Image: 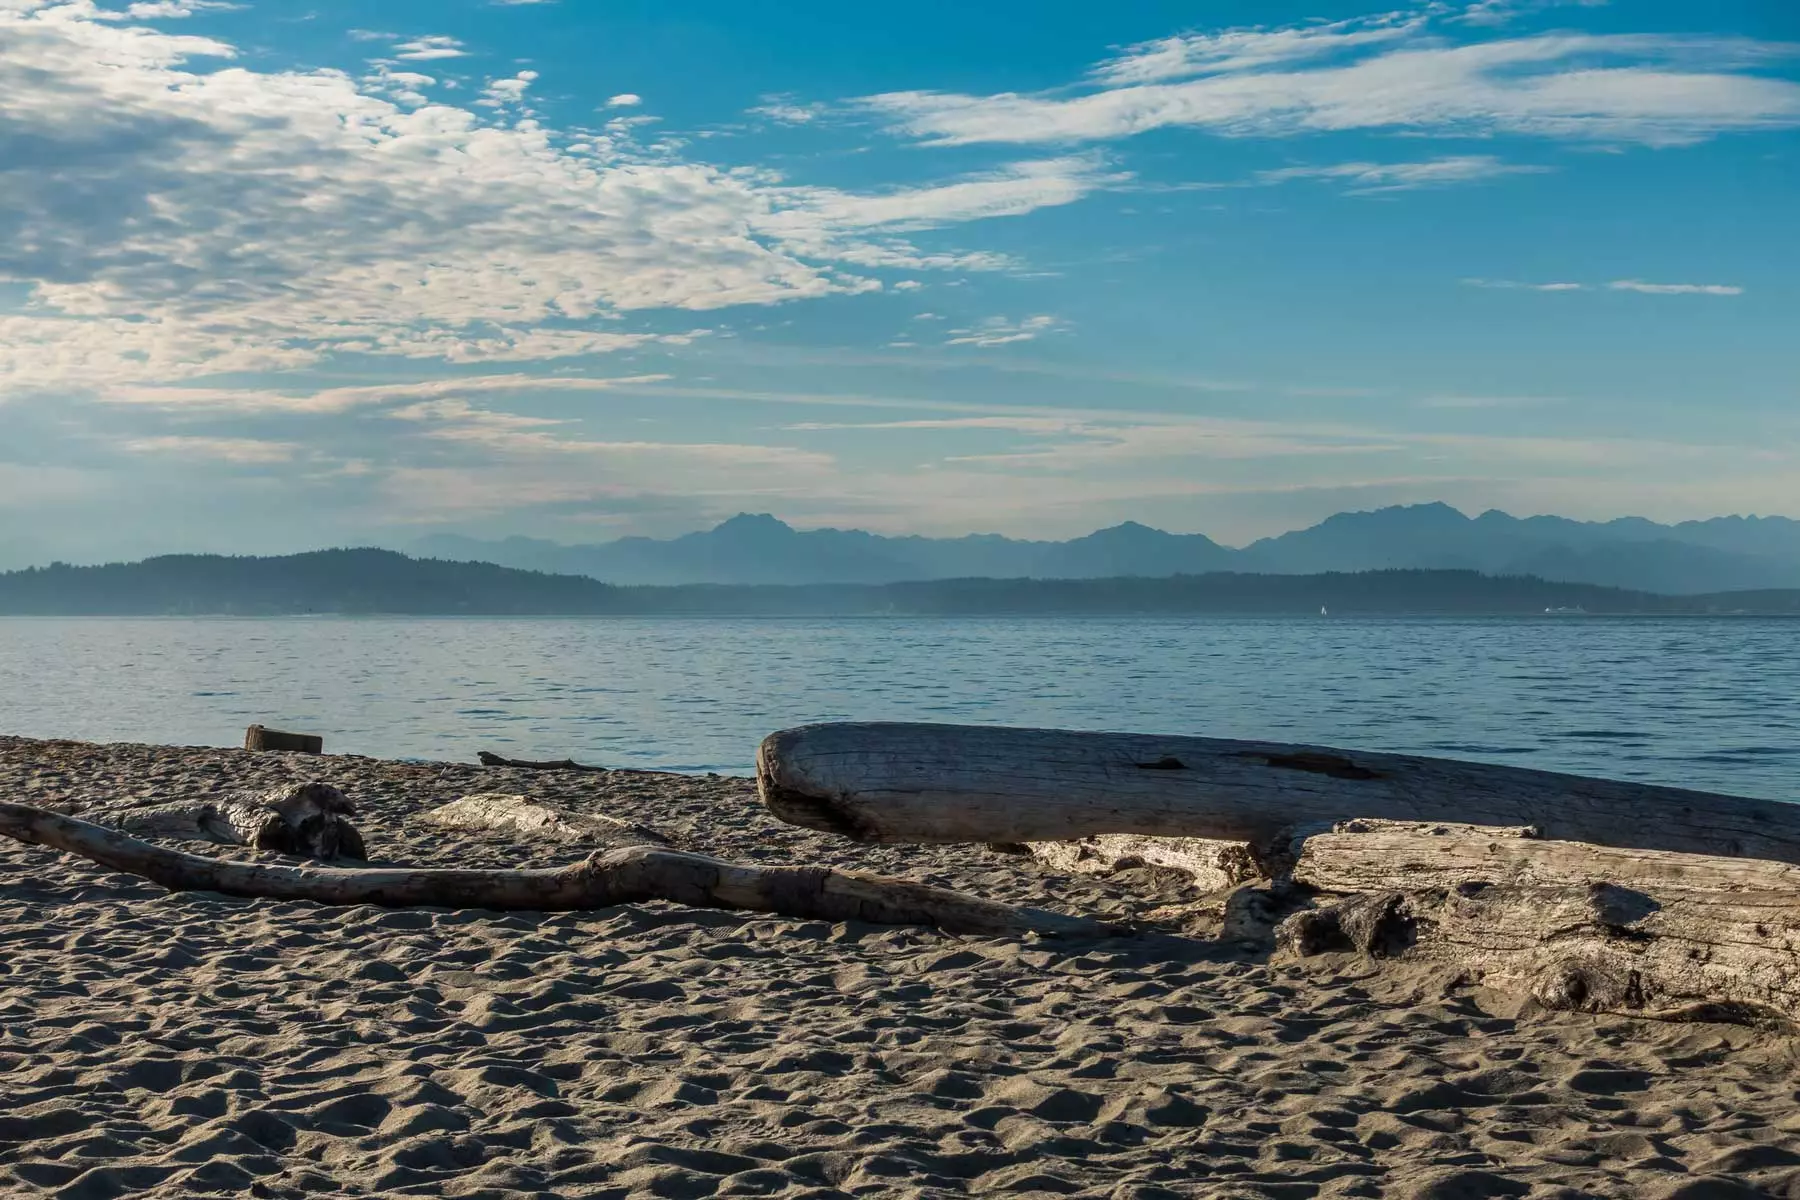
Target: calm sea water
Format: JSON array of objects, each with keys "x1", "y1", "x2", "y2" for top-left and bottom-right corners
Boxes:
[{"x1": 0, "y1": 616, "x2": 1794, "y2": 800}]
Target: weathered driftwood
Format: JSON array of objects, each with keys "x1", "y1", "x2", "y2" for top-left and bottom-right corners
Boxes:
[
  {"x1": 424, "y1": 794, "x2": 669, "y2": 846},
  {"x1": 757, "y1": 722, "x2": 1800, "y2": 864},
  {"x1": 244, "y1": 725, "x2": 323, "y2": 754},
  {"x1": 86, "y1": 782, "x2": 365, "y2": 861},
  {"x1": 0, "y1": 801, "x2": 1105, "y2": 938},
  {"x1": 1026, "y1": 834, "x2": 1259, "y2": 893},
  {"x1": 477, "y1": 751, "x2": 607, "y2": 772},
  {"x1": 1277, "y1": 823, "x2": 1800, "y2": 1025}
]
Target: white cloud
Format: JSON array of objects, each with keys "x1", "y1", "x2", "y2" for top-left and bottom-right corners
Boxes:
[
  {"x1": 479, "y1": 69, "x2": 538, "y2": 108},
  {"x1": 392, "y1": 35, "x2": 467, "y2": 61},
  {"x1": 97, "y1": 373, "x2": 674, "y2": 413},
  {"x1": 1462, "y1": 278, "x2": 1586, "y2": 291},
  {"x1": 605, "y1": 93, "x2": 642, "y2": 108},
  {"x1": 1257, "y1": 155, "x2": 1551, "y2": 193},
  {"x1": 945, "y1": 315, "x2": 1066, "y2": 347},
  {"x1": 748, "y1": 98, "x2": 827, "y2": 124},
  {"x1": 1608, "y1": 279, "x2": 1744, "y2": 295},
  {"x1": 864, "y1": 17, "x2": 1800, "y2": 148},
  {"x1": 1090, "y1": 11, "x2": 1429, "y2": 85},
  {"x1": 0, "y1": 4, "x2": 1098, "y2": 397},
  {"x1": 124, "y1": 435, "x2": 301, "y2": 463},
  {"x1": 106, "y1": 0, "x2": 241, "y2": 18},
  {"x1": 1462, "y1": 278, "x2": 1745, "y2": 294}
]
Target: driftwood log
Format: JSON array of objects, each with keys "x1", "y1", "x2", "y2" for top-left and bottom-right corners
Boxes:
[
  {"x1": 424, "y1": 794, "x2": 670, "y2": 846},
  {"x1": 0, "y1": 801, "x2": 1105, "y2": 938},
  {"x1": 86, "y1": 782, "x2": 365, "y2": 861},
  {"x1": 1026, "y1": 834, "x2": 1259, "y2": 893},
  {"x1": 757, "y1": 722, "x2": 1800, "y2": 864},
  {"x1": 244, "y1": 725, "x2": 324, "y2": 754},
  {"x1": 477, "y1": 751, "x2": 608, "y2": 772},
  {"x1": 1270, "y1": 822, "x2": 1800, "y2": 1025}
]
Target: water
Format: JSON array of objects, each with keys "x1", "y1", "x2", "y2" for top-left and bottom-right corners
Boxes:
[{"x1": 0, "y1": 616, "x2": 1795, "y2": 799}]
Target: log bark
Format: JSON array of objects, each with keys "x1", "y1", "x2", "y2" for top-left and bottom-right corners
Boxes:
[
  {"x1": 244, "y1": 725, "x2": 323, "y2": 754},
  {"x1": 1025, "y1": 834, "x2": 1259, "y2": 893},
  {"x1": 757, "y1": 722, "x2": 1800, "y2": 864},
  {"x1": 477, "y1": 751, "x2": 607, "y2": 772},
  {"x1": 424, "y1": 794, "x2": 670, "y2": 846},
  {"x1": 0, "y1": 800, "x2": 1106, "y2": 938},
  {"x1": 85, "y1": 782, "x2": 365, "y2": 861},
  {"x1": 1277, "y1": 824, "x2": 1800, "y2": 1025}
]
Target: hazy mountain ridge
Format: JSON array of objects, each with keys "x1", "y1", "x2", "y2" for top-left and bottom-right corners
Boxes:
[
  {"x1": 4, "y1": 548, "x2": 1798, "y2": 617},
  {"x1": 410, "y1": 504, "x2": 1800, "y2": 593}
]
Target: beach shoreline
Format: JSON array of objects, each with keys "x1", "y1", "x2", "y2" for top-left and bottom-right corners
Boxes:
[{"x1": 3, "y1": 733, "x2": 1798, "y2": 1199}]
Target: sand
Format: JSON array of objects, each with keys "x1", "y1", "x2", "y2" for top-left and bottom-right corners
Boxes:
[{"x1": 4, "y1": 735, "x2": 1800, "y2": 1199}]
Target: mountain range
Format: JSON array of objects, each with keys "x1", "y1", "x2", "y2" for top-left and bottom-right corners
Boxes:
[
  {"x1": 410, "y1": 504, "x2": 1800, "y2": 594},
  {"x1": 5, "y1": 549, "x2": 1797, "y2": 616}
]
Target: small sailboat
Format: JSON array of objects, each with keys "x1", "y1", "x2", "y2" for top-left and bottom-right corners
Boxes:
[{"x1": 1320, "y1": 605, "x2": 1329, "y2": 616}]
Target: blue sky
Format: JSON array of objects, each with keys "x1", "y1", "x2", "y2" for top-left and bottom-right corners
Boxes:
[{"x1": 1, "y1": 0, "x2": 1796, "y2": 564}]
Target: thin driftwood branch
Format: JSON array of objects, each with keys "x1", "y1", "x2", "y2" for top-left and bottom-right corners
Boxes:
[
  {"x1": 85, "y1": 782, "x2": 365, "y2": 861},
  {"x1": 477, "y1": 751, "x2": 608, "y2": 772},
  {"x1": 0, "y1": 800, "x2": 1106, "y2": 938}
]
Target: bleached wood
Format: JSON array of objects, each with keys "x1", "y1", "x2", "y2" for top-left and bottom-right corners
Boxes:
[
  {"x1": 0, "y1": 800, "x2": 1104, "y2": 938},
  {"x1": 424, "y1": 794, "x2": 669, "y2": 845},
  {"x1": 1293, "y1": 825, "x2": 1800, "y2": 895},
  {"x1": 86, "y1": 782, "x2": 364, "y2": 861},
  {"x1": 1279, "y1": 826, "x2": 1800, "y2": 1024},
  {"x1": 1025, "y1": 834, "x2": 1258, "y2": 893},
  {"x1": 757, "y1": 722, "x2": 1800, "y2": 864}
]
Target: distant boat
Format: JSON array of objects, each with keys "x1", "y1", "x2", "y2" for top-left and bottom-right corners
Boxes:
[
  {"x1": 1320, "y1": 605, "x2": 1329, "y2": 616},
  {"x1": 1543, "y1": 606, "x2": 1588, "y2": 615}
]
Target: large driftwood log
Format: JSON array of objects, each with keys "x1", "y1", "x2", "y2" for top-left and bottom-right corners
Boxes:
[
  {"x1": 757, "y1": 722, "x2": 1800, "y2": 864},
  {"x1": 1277, "y1": 824, "x2": 1800, "y2": 1025},
  {"x1": 1026, "y1": 834, "x2": 1259, "y2": 893},
  {"x1": 0, "y1": 801, "x2": 1105, "y2": 938},
  {"x1": 86, "y1": 782, "x2": 365, "y2": 861},
  {"x1": 424, "y1": 794, "x2": 670, "y2": 846}
]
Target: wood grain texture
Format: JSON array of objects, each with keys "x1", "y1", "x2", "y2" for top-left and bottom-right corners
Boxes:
[
  {"x1": 757, "y1": 722, "x2": 1800, "y2": 863},
  {"x1": 1279, "y1": 825, "x2": 1800, "y2": 1024},
  {"x1": 0, "y1": 800, "x2": 1105, "y2": 937},
  {"x1": 424, "y1": 794, "x2": 669, "y2": 845},
  {"x1": 1025, "y1": 834, "x2": 1259, "y2": 892},
  {"x1": 86, "y1": 782, "x2": 364, "y2": 861}
]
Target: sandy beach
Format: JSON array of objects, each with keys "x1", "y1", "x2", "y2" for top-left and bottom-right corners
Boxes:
[{"x1": 3, "y1": 734, "x2": 1799, "y2": 1199}]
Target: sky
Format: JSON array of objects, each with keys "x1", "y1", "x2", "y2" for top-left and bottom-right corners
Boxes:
[{"x1": 2, "y1": 0, "x2": 1797, "y2": 565}]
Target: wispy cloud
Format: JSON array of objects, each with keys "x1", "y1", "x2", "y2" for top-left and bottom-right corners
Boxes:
[
  {"x1": 605, "y1": 92, "x2": 641, "y2": 108},
  {"x1": 864, "y1": 15, "x2": 1800, "y2": 148},
  {"x1": 1462, "y1": 278, "x2": 1745, "y2": 295},
  {"x1": 1462, "y1": 278, "x2": 1587, "y2": 291},
  {"x1": 1608, "y1": 279, "x2": 1744, "y2": 295},
  {"x1": 1257, "y1": 155, "x2": 1552, "y2": 193},
  {"x1": 124, "y1": 436, "x2": 301, "y2": 463},
  {"x1": 945, "y1": 315, "x2": 1067, "y2": 347},
  {"x1": 391, "y1": 35, "x2": 467, "y2": 61}
]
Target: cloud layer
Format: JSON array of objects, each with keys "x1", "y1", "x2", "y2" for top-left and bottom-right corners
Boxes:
[
  {"x1": 864, "y1": 14, "x2": 1800, "y2": 147},
  {"x1": 0, "y1": 1, "x2": 1110, "y2": 396}
]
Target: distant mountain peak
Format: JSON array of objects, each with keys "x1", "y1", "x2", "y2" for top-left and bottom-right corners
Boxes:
[{"x1": 710, "y1": 512, "x2": 794, "y2": 535}]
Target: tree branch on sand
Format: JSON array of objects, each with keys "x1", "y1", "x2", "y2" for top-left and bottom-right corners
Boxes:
[{"x1": 0, "y1": 801, "x2": 1107, "y2": 938}]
